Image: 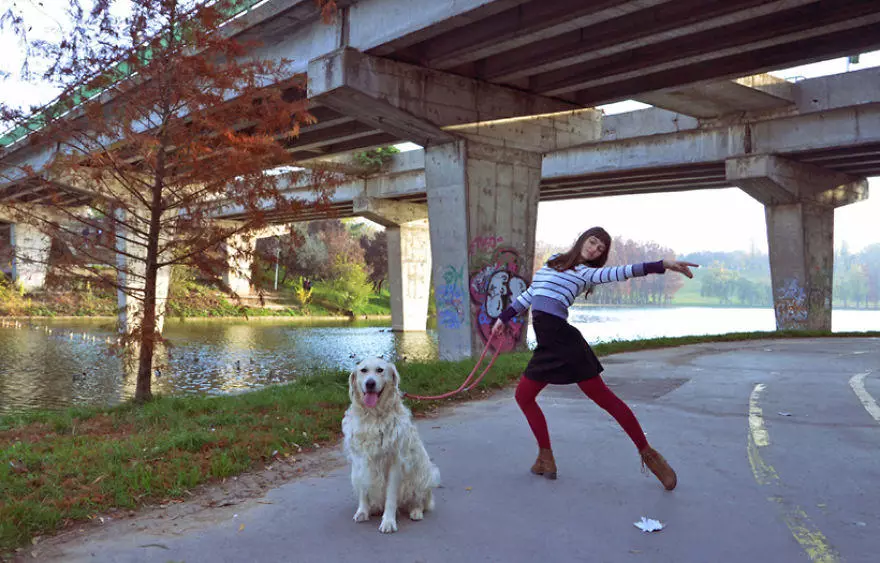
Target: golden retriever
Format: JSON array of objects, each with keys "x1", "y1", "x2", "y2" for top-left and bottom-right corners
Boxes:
[{"x1": 342, "y1": 357, "x2": 441, "y2": 533}]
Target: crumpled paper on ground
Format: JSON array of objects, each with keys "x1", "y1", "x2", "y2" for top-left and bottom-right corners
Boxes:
[{"x1": 634, "y1": 516, "x2": 665, "y2": 533}]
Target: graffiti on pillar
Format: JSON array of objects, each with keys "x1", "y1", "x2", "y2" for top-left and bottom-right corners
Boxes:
[
  {"x1": 437, "y1": 264, "x2": 466, "y2": 329},
  {"x1": 775, "y1": 278, "x2": 808, "y2": 327},
  {"x1": 469, "y1": 235, "x2": 504, "y2": 255},
  {"x1": 469, "y1": 240, "x2": 528, "y2": 352}
]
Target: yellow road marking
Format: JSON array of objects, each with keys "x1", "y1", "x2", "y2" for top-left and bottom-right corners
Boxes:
[
  {"x1": 849, "y1": 372, "x2": 880, "y2": 423},
  {"x1": 748, "y1": 384, "x2": 840, "y2": 562}
]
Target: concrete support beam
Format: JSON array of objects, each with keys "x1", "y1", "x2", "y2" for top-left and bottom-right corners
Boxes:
[
  {"x1": 725, "y1": 156, "x2": 869, "y2": 332},
  {"x1": 9, "y1": 223, "x2": 50, "y2": 292},
  {"x1": 635, "y1": 75, "x2": 795, "y2": 119},
  {"x1": 545, "y1": 102, "x2": 880, "y2": 180},
  {"x1": 115, "y1": 207, "x2": 173, "y2": 335},
  {"x1": 307, "y1": 47, "x2": 576, "y2": 147},
  {"x1": 427, "y1": 139, "x2": 540, "y2": 359},
  {"x1": 222, "y1": 233, "x2": 257, "y2": 296},
  {"x1": 445, "y1": 109, "x2": 602, "y2": 152},
  {"x1": 353, "y1": 196, "x2": 428, "y2": 227},
  {"x1": 726, "y1": 155, "x2": 868, "y2": 207}
]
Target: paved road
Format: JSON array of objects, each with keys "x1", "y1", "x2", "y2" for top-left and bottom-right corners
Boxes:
[{"x1": 26, "y1": 338, "x2": 880, "y2": 563}]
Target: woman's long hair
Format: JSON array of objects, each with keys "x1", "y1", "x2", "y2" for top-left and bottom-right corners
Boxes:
[{"x1": 547, "y1": 227, "x2": 612, "y2": 272}]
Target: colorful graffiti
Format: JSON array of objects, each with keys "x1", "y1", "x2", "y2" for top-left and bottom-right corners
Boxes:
[
  {"x1": 469, "y1": 239, "x2": 528, "y2": 352},
  {"x1": 775, "y1": 278, "x2": 808, "y2": 327},
  {"x1": 469, "y1": 235, "x2": 504, "y2": 255},
  {"x1": 437, "y1": 264, "x2": 466, "y2": 329}
]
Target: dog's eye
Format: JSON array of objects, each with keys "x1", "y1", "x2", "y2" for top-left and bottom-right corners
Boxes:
[
  {"x1": 376, "y1": 367, "x2": 383, "y2": 373},
  {"x1": 360, "y1": 368, "x2": 367, "y2": 373}
]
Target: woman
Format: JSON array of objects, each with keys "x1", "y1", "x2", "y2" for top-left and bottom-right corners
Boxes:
[{"x1": 491, "y1": 227, "x2": 698, "y2": 490}]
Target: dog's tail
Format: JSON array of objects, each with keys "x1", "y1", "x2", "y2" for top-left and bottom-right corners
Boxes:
[{"x1": 430, "y1": 464, "x2": 441, "y2": 488}]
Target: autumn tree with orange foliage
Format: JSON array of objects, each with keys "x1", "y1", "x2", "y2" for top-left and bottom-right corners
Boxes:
[{"x1": 0, "y1": 0, "x2": 342, "y2": 402}]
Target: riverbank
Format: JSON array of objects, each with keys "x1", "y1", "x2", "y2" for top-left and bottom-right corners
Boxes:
[
  {"x1": 0, "y1": 279, "x2": 394, "y2": 320},
  {"x1": 1, "y1": 329, "x2": 879, "y2": 558}
]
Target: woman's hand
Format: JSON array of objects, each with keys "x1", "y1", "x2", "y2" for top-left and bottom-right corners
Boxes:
[
  {"x1": 491, "y1": 318, "x2": 507, "y2": 338},
  {"x1": 662, "y1": 259, "x2": 700, "y2": 278}
]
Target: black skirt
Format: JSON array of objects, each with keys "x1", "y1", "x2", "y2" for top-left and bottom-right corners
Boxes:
[{"x1": 523, "y1": 311, "x2": 604, "y2": 385}]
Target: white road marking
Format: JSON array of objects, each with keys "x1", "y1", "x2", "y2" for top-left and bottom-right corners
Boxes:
[{"x1": 849, "y1": 372, "x2": 880, "y2": 423}]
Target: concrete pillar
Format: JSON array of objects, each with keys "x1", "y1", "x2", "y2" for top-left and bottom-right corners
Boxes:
[
  {"x1": 354, "y1": 196, "x2": 431, "y2": 332},
  {"x1": 115, "y1": 208, "x2": 173, "y2": 335},
  {"x1": 764, "y1": 202, "x2": 834, "y2": 330},
  {"x1": 387, "y1": 222, "x2": 431, "y2": 331},
  {"x1": 727, "y1": 155, "x2": 868, "y2": 331},
  {"x1": 308, "y1": 47, "x2": 601, "y2": 358},
  {"x1": 10, "y1": 223, "x2": 51, "y2": 292},
  {"x1": 426, "y1": 139, "x2": 541, "y2": 359},
  {"x1": 222, "y1": 233, "x2": 257, "y2": 296}
]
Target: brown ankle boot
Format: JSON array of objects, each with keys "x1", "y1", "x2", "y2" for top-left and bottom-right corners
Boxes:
[
  {"x1": 640, "y1": 446, "x2": 677, "y2": 490},
  {"x1": 530, "y1": 448, "x2": 557, "y2": 480}
]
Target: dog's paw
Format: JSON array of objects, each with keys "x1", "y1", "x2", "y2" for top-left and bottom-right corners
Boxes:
[
  {"x1": 378, "y1": 517, "x2": 398, "y2": 533},
  {"x1": 353, "y1": 509, "x2": 369, "y2": 523},
  {"x1": 409, "y1": 508, "x2": 424, "y2": 521}
]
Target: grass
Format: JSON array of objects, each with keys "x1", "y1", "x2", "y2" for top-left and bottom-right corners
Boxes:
[{"x1": 1, "y1": 329, "x2": 879, "y2": 556}]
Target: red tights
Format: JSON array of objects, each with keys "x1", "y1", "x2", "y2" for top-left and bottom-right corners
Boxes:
[{"x1": 514, "y1": 375, "x2": 649, "y2": 452}]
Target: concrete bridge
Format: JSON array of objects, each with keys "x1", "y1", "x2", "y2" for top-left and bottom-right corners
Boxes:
[{"x1": 2, "y1": 0, "x2": 880, "y2": 357}]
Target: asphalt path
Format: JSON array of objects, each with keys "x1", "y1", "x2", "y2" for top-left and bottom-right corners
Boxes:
[{"x1": 24, "y1": 338, "x2": 880, "y2": 563}]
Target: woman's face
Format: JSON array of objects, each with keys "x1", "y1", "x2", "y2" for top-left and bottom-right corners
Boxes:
[{"x1": 579, "y1": 235, "x2": 607, "y2": 262}]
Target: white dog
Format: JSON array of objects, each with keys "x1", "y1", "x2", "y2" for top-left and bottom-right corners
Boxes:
[{"x1": 342, "y1": 357, "x2": 441, "y2": 533}]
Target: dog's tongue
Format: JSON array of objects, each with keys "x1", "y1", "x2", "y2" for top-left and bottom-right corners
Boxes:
[{"x1": 364, "y1": 392, "x2": 379, "y2": 408}]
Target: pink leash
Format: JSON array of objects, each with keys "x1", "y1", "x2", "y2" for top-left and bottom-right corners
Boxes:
[{"x1": 403, "y1": 333, "x2": 502, "y2": 401}]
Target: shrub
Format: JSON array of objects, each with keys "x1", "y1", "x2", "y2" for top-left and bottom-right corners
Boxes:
[{"x1": 327, "y1": 257, "x2": 372, "y2": 313}]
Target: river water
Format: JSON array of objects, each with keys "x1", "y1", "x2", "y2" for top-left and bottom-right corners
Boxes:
[{"x1": 1, "y1": 307, "x2": 878, "y2": 414}]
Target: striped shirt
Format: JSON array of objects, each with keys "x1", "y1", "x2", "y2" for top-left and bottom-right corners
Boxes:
[{"x1": 499, "y1": 260, "x2": 665, "y2": 322}]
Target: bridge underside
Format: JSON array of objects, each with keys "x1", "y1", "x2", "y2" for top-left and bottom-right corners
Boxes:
[
  {"x1": 367, "y1": 0, "x2": 880, "y2": 107},
  {"x1": 3, "y1": 0, "x2": 880, "y2": 353}
]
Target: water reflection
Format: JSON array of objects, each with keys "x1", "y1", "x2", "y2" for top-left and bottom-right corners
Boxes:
[
  {"x1": 1, "y1": 307, "x2": 877, "y2": 414},
  {"x1": 0, "y1": 317, "x2": 438, "y2": 414}
]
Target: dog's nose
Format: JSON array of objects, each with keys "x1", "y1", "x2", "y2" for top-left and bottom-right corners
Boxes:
[{"x1": 365, "y1": 379, "x2": 376, "y2": 392}]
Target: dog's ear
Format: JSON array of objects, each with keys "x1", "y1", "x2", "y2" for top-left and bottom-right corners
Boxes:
[
  {"x1": 348, "y1": 368, "x2": 358, "y2": 402},
  {"x1": 388, "y1": 362, "x2": 400, "y2": 387}
]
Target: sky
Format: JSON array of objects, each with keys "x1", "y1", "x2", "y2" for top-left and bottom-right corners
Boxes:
[{"x1": 2, "y1": 8, "x2": 878, "y2": 256}]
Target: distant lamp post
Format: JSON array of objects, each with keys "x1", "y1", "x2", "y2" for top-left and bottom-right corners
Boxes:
[{"x1": 274, "y1": 245, "x2": 280, "y2": 291}]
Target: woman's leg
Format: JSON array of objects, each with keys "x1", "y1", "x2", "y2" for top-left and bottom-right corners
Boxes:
[
  {"x1": 576, "y1": 376, "x2": 648, "y2": 452},
  {"x1": 577, "y1": 376, "x2": 677, "y2": 490},
  {"x1": 515, "y1": 375, "x2": 550, "y2": 448},
  {"x1": 515, "y1": 375, "x2": 557, "y2": 478}
]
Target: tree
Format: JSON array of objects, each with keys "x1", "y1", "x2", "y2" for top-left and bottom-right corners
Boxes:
[
  {"x1": 0, "y1": 0, "x2": 340, "y2": 402},
  {"x1": 319, "y1": 219, "x2": 366, "y2": 278},
  {"x1": 360, "y1": 229, "x2": 388, "y2": 291}
]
